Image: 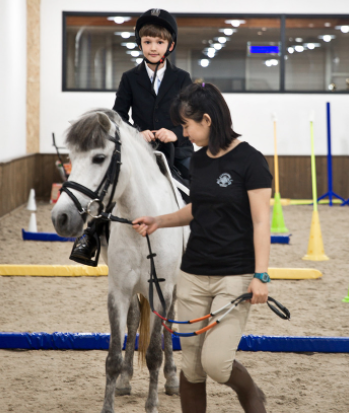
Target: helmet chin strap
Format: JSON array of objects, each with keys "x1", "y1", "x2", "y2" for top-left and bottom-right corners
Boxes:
[{"x1": 142, "y1": 43, "x2": 172, "y2": 94}]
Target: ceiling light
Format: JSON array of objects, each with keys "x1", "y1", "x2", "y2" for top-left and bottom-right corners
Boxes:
[
  {"x1": 295, "y1": 37, "x2": 303, "y2": 42},
  {"x1": 126, "y1": 42, "x2": 137, "y2": 49},
  {"x1": 131, "y1": 51, "x2": 141, "y2": 57},
  {"x1": 223, "y1": 28, "x2": 234, "y2": 35},
  {"x1": 225, "y1": 19, "x2": 246, "y2": 28},
  {"x1": 136, "y1": 58, "x2": 143, "y2": 64},
  {"x1": 319, "y1": 34, "x2": 335, "y2": 42},
  {"x1": 295, "y1": 45, "x2": 304, "y2": 52},
  {"x1": 264, "y1": 59, "x2": 278, "y2": 67},
  {"x1": 288, "y1": 47, "x2": 294, "y2": 54},
  {"x1": 206, "y1": 47, "x2": 216, "y2": 58},
  {"x1": 213, "y1": 43, "x2": 223, "y2": 50},
  {"x1": 304, "y1": 42, "x2": 321, "y2": 49},
  {"x1": 335, "y1": 25, "x2": 349, "y2": 33},
  {"x1": 324, "y1": 22, "x2": 331, "y2": 27},
  {"x1": 108, "y1": 16, "x2": 131, "y2": 24},
  {"x1": 114, "y1": 31, "x2": 134, "y2": 38},
  {"x1": 199, "y1": 59, "x2": 209, "y2": 67},
  {"x1": 218, "y1": 37, "x2": 227, "y2": 44}
]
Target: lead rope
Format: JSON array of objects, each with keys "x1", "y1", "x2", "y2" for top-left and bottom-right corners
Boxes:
[{"x1": 98, "y1": 212, "x2": 291, "y2": 337}]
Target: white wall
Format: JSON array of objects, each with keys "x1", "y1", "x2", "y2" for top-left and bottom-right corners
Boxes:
[
  {"x1": 40, "y1": 0, "x2": 349, "y2": 155},
  {"x1": 0, "y1": 0, "x2": 27, "y2": 162}
]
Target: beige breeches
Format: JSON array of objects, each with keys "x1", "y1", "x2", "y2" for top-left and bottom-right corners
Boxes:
[{"x1": 177, "y1": 270, "x2": 252, "y2": 384}]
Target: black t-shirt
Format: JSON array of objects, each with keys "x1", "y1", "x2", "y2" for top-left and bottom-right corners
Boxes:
[{"x1": 181, "y1": 142, "x2": 272, "y2": 276}]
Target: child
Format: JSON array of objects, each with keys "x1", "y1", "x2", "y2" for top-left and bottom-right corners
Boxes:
[
  {"x1": 70, "y1": 9, "x2": 193, "y2": 266},
  {"x1": 113, "y1": 8, "x2": 193, "y2": 182},
  {"x1": 133, "y1": 83, "x2": 272, "y2": 413}
]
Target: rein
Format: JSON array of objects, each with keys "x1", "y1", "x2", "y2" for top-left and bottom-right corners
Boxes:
[{"x1": 61, "y1": 122, "x2": 290, "y2": 335}]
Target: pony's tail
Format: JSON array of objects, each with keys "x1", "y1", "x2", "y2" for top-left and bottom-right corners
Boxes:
[{"x1": 138, "y1": 294, "x2": 151, "y2": 365}]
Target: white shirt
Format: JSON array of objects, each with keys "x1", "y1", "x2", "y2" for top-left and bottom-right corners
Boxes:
[{"x1": 145, "y1": 60, "x2": 167, "y2": 95}]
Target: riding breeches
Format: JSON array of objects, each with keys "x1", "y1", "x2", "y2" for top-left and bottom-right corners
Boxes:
[{"x1": 177, "y1": 271, "x2": 253, "y2": 384}]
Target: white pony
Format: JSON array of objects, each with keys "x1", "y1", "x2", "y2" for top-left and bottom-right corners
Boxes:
[{"x1": 51, "y1": 108, "x2": 185, "y2": 413}]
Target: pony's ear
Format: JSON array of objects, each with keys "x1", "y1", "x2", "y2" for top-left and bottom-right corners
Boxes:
[{"x1": 97, "y1": 112, "x2": 112, "y2": 133}]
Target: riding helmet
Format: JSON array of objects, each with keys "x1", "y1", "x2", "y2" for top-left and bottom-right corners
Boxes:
[{"x1": 135, "y1": 9, "x2": 178, "y2": 51}]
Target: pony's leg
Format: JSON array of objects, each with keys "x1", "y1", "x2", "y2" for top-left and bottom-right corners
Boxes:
[
  {"x1": 145, "y1": 315, "x2": 163, "y2": 413},
  {"x1": 115, "y1": 295, "x2": 140, "y2": 396},
  {"x1": 101, "y1": 291, "x2": 129, "y2": 413},
  {"x1": 163, "y1": 288, "x2": 179, "y2": 395}
]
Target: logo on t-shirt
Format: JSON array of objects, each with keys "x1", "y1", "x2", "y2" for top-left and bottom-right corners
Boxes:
[{"x1": 217, "y1": 173, "x2": 233, "y2": 187}]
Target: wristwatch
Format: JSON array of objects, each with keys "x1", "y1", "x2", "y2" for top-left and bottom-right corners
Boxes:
[{"x1": 253, "y1": 272, "x2": 271, "y2": 283}]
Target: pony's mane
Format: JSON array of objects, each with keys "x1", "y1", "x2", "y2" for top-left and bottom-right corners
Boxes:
[{"x1": 65, "y1": 108, "x2": 156, "y2": 162}]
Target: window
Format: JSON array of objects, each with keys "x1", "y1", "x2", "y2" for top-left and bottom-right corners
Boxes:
[
  {"x1": 175, "y1": 17, "x2": 281, "y2": 92},
  {"x1": 285, "y1": 17, "x2": 349, "y2": 91},
  {"x1": 64, "y1": 14, "x2": 139, "y2": 90},
  {"x1": 63, "y1": 12, "x2": 349, "y2": 93}
]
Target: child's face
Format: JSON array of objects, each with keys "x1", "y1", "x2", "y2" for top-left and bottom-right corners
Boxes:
[
  {"x1": 140, "y1": 36, "x2": 174, "y2": 64},
  {"x1": 182, "y1": 115, "x2": 211, "y2": 147}
]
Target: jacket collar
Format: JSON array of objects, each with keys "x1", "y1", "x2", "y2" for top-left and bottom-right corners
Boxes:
[{"x1": 136, "y1": 60, "x2": 178, "y2": 103}]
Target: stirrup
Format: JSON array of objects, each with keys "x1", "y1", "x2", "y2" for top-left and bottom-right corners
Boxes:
[{"x1": 69, "y1": 233, "x2": 101, "y2": 267}]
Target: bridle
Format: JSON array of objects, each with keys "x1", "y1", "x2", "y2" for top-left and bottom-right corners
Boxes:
[
  {"x1": 59, "y1": 123, "x2": 168, "y2": 315},
  {"x1": 60, "y1": 126, "x2": 122, "y2": 221}
]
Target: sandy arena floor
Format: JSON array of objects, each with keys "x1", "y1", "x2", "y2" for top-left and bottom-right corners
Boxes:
[{"x1": 0, "y1": 202, "x2": 349, "y2": 412}]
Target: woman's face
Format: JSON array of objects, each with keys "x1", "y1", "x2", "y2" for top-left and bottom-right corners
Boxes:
[{"x1": 181, "y1": 115, "x2": 211, "y2": 147}]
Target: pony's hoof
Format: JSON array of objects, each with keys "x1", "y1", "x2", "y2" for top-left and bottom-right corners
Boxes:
[
  {"x1": 165, "y1": 384, "x2": 179, "y2": 396},
  {"x1": 115, "y1": 385, "x2": 131, "y2": 396}
]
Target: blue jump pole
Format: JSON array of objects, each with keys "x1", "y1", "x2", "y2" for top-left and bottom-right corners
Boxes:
[{"x1": 317, "y1": 102, "x2": 345, "y2": 206}]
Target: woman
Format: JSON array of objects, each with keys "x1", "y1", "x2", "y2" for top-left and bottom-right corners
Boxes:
[{"x1": 133, "y1": 83, "x2": 272, "y2": 413}]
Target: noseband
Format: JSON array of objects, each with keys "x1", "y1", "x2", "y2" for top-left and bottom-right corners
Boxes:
[{"x1": 60, "y1": 126, "x2": 122, "y2": 219}]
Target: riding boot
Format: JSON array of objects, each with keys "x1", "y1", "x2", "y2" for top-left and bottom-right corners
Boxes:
[
  {"x1": 224, "y1": 360, "x2": 266, "y2": 413},
  {"x1": 179, "y1": 371, "x2": 206, "y2": 413}
]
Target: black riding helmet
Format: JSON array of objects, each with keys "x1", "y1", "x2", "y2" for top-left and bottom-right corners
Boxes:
[
  {"x1": 135, "y1": 9, "x2": 177, "y2": 92},
  {"x1": 135, "y1": 8, "x2": 178, "y2": 54}
]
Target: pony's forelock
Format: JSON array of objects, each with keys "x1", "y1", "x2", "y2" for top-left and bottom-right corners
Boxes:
[{"x1": 65, "y1": 109, "x2": 155, "y2": 161}]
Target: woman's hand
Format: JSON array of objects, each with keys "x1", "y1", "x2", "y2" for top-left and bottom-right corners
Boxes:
[
  {"x1": 132, "y1": 216, "x2": 160, "y2": 236},
  {"x1": 247, "y1": 278, "x2": 268, "y2": 304}
]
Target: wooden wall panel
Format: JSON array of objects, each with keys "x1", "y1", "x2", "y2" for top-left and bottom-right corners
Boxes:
[
  {"x1": 0, "y1": 154, "x2": 65, "y2": 218},
  {"x1": 1, "y1": 154, "x2": 349, "y2": 218},
  {"x1": 265, "y1": 156, "x2": 349, "y2": 200}
]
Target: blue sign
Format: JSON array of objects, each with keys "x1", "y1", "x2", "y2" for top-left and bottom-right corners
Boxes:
[{"x1": 249, "y1": 45, "x2": 279, "y2": 54}]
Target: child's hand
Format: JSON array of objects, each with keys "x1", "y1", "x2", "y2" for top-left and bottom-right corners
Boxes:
[
  {"x1": 141, "y1": 130, "x2": 155, "y2": 142},
  {"x1": 152, "y1": 129, "x2": 177, "y2": 143}
]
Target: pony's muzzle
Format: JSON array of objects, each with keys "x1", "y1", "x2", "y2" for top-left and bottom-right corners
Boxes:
[{"x1": 51, "y1": 207, "x2": 84, "y2": 237}]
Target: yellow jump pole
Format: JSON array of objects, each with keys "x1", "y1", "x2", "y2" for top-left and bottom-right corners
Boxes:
[
  {"x1": 303, "y1": 111, "x2": 329, "y2": 261},
  {"x1": 270, "y1": 113, "x2": 289, "y2": 233}
]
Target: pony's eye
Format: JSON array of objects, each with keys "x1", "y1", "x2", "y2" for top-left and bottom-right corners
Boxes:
[{"x1": 92, "y1": 154, "x2": 106, "y2": 164}]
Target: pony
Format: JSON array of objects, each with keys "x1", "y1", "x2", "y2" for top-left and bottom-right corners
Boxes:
[{"x1": 51, "y1": 108, "x2": 185, "y2": 413}]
